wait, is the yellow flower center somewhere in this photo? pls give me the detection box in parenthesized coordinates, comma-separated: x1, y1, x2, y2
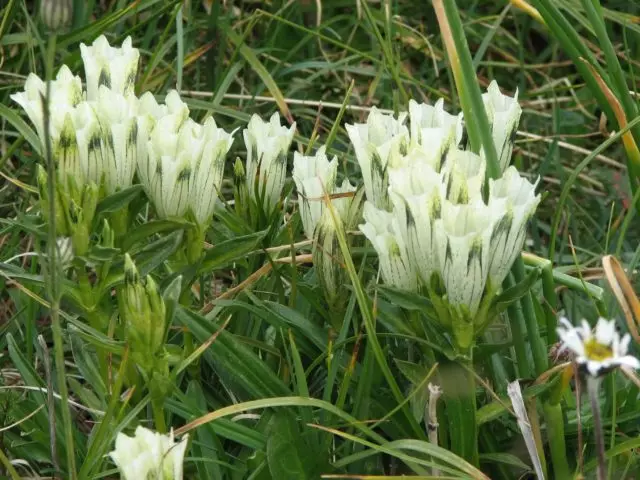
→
(584, 338, 613, 361)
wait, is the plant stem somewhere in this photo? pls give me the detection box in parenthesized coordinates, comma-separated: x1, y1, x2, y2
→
(432, 0, 500, 179)
(152, 399, 167, 434)
(503, 274, 531, 378)
(512, 258, 547, 373)
(442, 357, 478, 465)
(43, 33, 77, 479)
(542, 402, 572, 479)
(587, 376, 607, 480)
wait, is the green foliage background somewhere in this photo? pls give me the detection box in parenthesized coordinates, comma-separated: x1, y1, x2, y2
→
(0, 0, 640, 478)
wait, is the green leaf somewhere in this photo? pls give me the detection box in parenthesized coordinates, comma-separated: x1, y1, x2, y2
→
(378, 285, 435, 313)
(0, 103, 41, 156)
(94, 185, 143, 217)
(220, 23, 292, 122)
(476, 381, 555, 426)
(198, 230, 266, 273)
(480, 453, 531, 471)
(175, 308, 291, 398)
(103, 231, 184, 292)
(7, 333, 44, 388)
(121, 218, 193, 251)
(266, 412, 310, 480)
(491, 266, 541, 314)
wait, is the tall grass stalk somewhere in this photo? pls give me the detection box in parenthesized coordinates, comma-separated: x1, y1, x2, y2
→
(42, 33, 77, 479)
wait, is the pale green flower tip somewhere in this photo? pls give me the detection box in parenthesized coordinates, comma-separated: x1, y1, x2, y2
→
(123, 254, 139, 285)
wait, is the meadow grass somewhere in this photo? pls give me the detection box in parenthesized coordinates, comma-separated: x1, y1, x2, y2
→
(0, 0, 640, 478)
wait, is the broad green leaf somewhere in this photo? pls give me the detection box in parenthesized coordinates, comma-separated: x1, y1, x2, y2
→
(198, 230, 266, 274)
(492, 266, 541, 314)
(175, 308, 291, 398)
(94, 185, 143, 217)
(0, 104, 41, 156)
(121, 218, 192, 252)
(266, 412, 310, 480)
(480, 452, 531, 471)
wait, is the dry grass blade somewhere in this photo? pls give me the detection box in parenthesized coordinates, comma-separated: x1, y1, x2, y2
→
(507, 381, 545, 479)
(579, 58, 640, 191)
(602, 255, 640, 344)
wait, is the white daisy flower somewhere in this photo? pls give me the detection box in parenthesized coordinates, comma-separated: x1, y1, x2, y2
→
(557, 317, 640, 377)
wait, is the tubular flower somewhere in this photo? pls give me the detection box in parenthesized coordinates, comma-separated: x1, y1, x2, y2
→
(80, 35, 140, 101)
(11, 65, 84, 181)
(244, 112, 296, 214)
(434, 199, 493, 318)
(109, 426, 189, 480)
(482, 80, 522, 173)
(139, 91, 234, 226)
(486, 166, 541, 290)
(73, 86, 147, 194)
(408, 98, 462, 165)
(441, 150, 486, 205)
(359, 201, 417, 292)
(346, 107, 409, 209)
(293, 145, 338, 239)
(557, 317, 640, 377)
(388, 162, 443, 286)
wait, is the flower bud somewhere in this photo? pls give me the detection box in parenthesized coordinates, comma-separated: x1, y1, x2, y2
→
(388, 162, 443, 286)
(313, 209, 348, 312)
(56, 236, 74, 270)
(100, 219, 115, 249)
(244, 112, 296, 214)
(482, 81, 522, 173)
(119, 255, 166, 370)
(109, 426, 189, 480)
(40, 0, 73, 31)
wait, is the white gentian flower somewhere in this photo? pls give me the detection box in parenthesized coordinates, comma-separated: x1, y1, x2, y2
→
(360, 201, 417, 291)
(11, 66, 84, 181)
(387, 143, 444, 173)
(346, 107, 409, 209)
(139, 91, 234, 226)
(72, 86, 145, 194)
(190, 116, 235, 225)
(486, 166, 540, 290)
(10, 65, 83, 145)
(434, 199, 493, 316)
(80, 35, 140, 101)
(441, 149, 486, 204)
(293, 146, 338, 239)
(109, 426, 189, 480)
(332, 178, 357, 222)
(482, 81, 522, 173)
(557, 317, 640, 377)
(408, 98, 462, 166)
(243, 112, 296, 214)
(388, 162, 443, 286)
